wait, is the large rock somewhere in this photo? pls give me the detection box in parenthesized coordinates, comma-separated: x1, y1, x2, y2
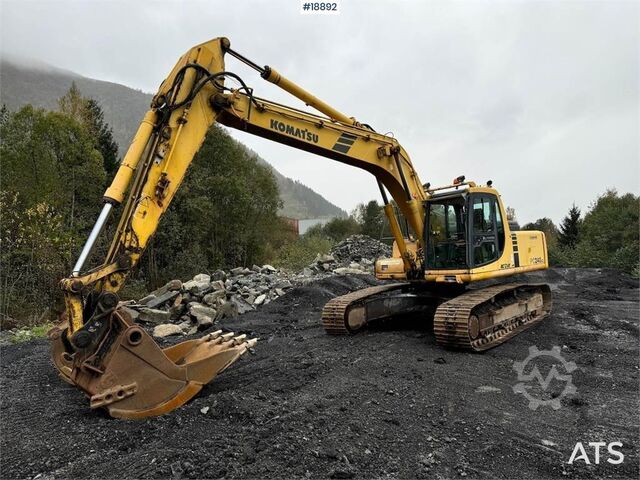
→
(138, 308, 171, 324)
(210, 280, 225, 291)
(215, 302, 238, 320)
(189, 303, 217, 330)
(177, 320, 193, 332)
(230, 295, 254, 314)
(146, 290, 180, 309)
(275, 279, 293, 289)
(254, 294, 266, 306)
(196, 316, 213, 330)
(314, 253, 335, 264)
(203, 290, 226, 306)
(119, 306, 140, 322)
(153, 324, 183, 338)
(192, 273, 211, 283)
(138, 294, 156, 305)
(211, 269, 226, 281)
(333, 267, 367, 275)
(182, 278, 211, 295)
(149, 279, 183, 298)
(261, 264, 277, 274)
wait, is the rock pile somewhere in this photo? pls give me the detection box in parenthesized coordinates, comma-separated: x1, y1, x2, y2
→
(304, 234, 391, 275)
(331, 234, 392, 264)
(123, 266, 294, 338)
(125, 235, 392, 338)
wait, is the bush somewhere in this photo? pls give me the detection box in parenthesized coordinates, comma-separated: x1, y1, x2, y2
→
(535, 190, 639, 273)
(574, 190, 639, 274)
(272, 235, 332, 271)
(305, 217, 361, 243)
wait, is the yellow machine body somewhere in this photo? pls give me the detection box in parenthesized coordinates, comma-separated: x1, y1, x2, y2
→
(376, 185, 548, 283)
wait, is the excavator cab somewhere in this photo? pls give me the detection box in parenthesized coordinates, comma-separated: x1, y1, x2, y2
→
(425, 186, 506, 270)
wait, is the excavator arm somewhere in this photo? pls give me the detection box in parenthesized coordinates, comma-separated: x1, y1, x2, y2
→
(50, 37, 428, 418)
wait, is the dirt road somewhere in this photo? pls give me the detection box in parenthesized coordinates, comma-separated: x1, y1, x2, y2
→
(1, 268, 638, 479)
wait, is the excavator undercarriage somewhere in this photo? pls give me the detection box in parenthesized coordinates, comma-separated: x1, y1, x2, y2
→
(322, 282, 552, 352)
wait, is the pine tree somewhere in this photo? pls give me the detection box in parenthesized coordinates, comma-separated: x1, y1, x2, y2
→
(558, 204, 582, 248)
(84, 99, 119, 175)
(58, 81, 85, 122)
(58, 84, 119, 175)
(0, 104, 9, 128)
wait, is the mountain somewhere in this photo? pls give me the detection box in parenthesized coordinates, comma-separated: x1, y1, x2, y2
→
(0, 59, 346, 220)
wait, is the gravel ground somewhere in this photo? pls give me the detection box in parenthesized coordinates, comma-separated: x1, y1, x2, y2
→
(1, 268, 638, 479)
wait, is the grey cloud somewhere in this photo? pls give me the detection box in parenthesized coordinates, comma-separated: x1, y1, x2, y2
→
(1, 0, 637, 224)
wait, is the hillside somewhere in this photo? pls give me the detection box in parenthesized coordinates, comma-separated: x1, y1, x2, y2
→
(0, 59, 346, 220)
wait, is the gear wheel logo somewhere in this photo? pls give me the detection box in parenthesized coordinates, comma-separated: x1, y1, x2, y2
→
(512, 345, 578, 410)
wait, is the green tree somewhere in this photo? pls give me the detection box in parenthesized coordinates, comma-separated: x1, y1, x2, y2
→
(59, 83, 119, 175)
(557, 204, 582, 249)
(1, 105, 105, 230)
(0, 104, 9, 128)
(84, 99, 119, 175)
(305, 216, 361, 243)
(58, 81, 85, 122)
(0, 105, 105, 325)
(355, 200, 384, 238)
(573, 190, 639, 273)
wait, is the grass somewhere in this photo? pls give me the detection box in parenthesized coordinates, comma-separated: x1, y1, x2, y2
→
(8, 323, 54, 343)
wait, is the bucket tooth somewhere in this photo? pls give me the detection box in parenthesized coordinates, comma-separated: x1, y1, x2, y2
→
(233, 334, 247, 345)
(205, 330, 223, 341)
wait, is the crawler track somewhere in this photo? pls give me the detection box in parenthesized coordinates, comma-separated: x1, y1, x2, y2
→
(322, 283, 408, 335)
(433, 283, 552, 351)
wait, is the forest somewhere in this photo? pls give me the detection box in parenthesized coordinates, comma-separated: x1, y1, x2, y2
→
(1, 84, 638, 328)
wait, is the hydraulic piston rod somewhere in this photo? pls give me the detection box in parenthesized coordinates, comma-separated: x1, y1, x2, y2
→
(72, 202, 113, 275)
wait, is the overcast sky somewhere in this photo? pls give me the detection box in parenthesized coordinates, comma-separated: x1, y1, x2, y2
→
(1, 0, 638, 224)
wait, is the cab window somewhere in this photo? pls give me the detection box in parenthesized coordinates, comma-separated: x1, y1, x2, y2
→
(471, 195, 505, 266)
(426, 198, 467, 269)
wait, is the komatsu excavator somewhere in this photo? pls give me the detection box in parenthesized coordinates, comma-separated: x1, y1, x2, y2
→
(49, 37, 552, 419)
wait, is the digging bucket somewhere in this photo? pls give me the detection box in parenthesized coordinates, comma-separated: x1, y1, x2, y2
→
(49, 309, 256, 419)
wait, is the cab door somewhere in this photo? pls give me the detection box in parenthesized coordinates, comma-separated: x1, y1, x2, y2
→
(468, 194, 505, 267)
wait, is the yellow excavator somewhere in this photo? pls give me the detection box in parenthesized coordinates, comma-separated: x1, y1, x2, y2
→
(49, 37, 552, 419)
